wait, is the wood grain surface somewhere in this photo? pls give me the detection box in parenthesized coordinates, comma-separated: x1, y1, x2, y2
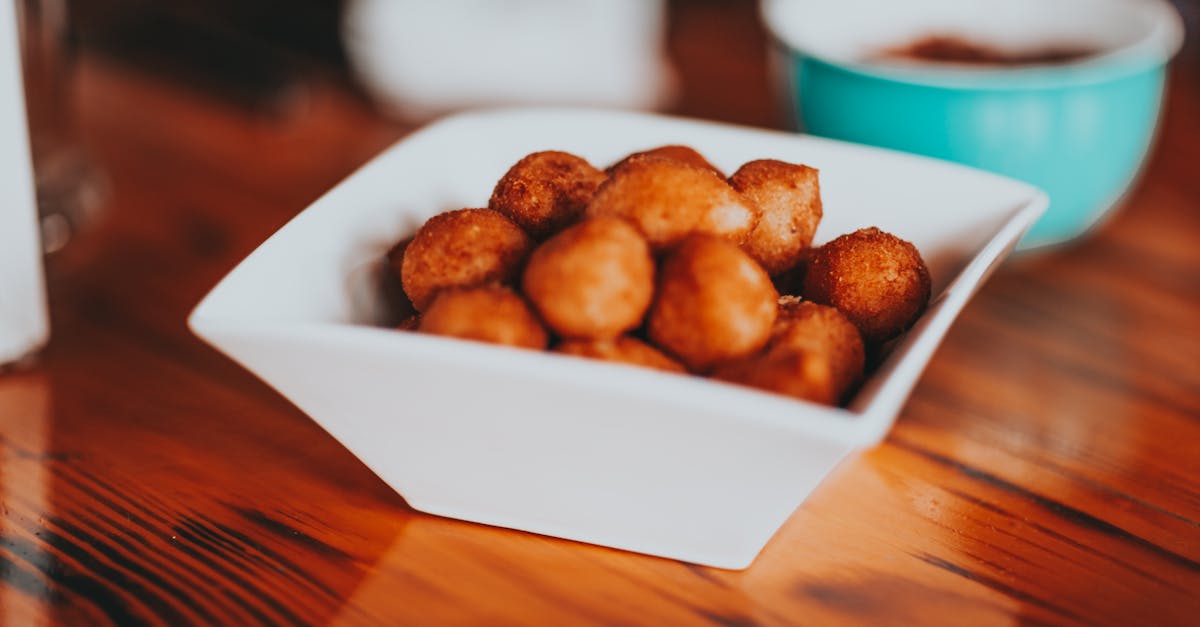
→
(2, 2, 1198, 625)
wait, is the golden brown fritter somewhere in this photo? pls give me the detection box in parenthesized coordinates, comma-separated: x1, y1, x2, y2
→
(418, 285, 548, 349)
(385, 236, 413, 287)
(488, 151, 607, 239)
(555, 336, 686, 373)
(400, 208, 533, 311)
(522, 217, 654, 339)
(586, 158, 757, 251)
(772, 297, 865, 401)
(729, 159, 823, 276)
(647, 234, 778, 372)
(607, 145, 725, 178)
(802, 227, 931, 344)
(388, 143, 935, 409)
(714, 347, 839, 405)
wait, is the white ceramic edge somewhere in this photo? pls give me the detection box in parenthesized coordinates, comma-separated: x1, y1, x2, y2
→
(402, 497, 786, 570)
(762, 0, 1185, 89)
(188, 319, 864, 444)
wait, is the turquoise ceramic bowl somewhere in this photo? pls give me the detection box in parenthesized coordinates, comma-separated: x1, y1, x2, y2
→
(764, 0, 1184, 249)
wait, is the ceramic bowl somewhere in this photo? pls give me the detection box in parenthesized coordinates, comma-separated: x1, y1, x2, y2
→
(189, 108, 1045, 568)
(764, 0, 1182, 249)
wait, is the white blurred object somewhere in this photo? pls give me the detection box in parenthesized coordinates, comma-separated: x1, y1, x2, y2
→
(344, 0, 675, 118)
(190, 109, 1045, 569)
(0, 1, 49, 365)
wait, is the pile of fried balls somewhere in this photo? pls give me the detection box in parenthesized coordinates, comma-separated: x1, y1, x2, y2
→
(386, 146, 931, 406)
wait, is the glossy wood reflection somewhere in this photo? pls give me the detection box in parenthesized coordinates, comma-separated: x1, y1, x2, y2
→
(1, 2, 1198, 625)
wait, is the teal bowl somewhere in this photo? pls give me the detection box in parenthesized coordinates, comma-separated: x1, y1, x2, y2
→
(764, 0, 1184, 249)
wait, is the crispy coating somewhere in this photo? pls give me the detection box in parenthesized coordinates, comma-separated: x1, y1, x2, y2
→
(714, 348, 839, 405)
(488, 151, 607, 239)
(647, 234, 778, 372)
(522, 217, 654, 339)
(729, 160, 823, 276)
(714, 298, 863, 405)
(802, 227, 931, 344)
(391, 146, 931, 404)
(401, 208, 533, 311)
(385, 236, 412, 283)
(586, 158, 757, 251)
(772, 297, 865, 401)
(607, 145, 725, 178)
(555, 336, 686, 373)
(418, 285, 548, 349)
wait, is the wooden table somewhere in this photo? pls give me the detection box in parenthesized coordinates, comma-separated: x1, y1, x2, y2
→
(3, 4, 1198, 625)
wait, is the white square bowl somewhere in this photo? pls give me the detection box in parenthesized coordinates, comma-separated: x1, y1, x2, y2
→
(189, 108, 1046, 569)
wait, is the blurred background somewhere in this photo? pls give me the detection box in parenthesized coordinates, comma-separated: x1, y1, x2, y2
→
(19, 0, 1198, 258)
(62, 0, 1196, 124)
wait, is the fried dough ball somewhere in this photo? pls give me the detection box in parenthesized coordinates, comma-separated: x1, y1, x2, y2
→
(729, 160, 823, 276)
(522, 217, 654, 339)
(714, 348, 839, 405)
(555, 336, 686, 373)
(714, 298, 864, 405)
(772, 297, 865, 400)
(607, 145, 725, 178)
(647, 234, 778, 372)
(401, 208, 533, 311)
(803, 227, 931, 344)
(586, 158, 757, 251)
(418, 285, 548, 349)
(488, 151, 607, 239)
(385, 236, 412, 279)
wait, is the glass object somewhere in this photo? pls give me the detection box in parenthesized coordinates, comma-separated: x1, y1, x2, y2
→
(0, 1, 47, 366)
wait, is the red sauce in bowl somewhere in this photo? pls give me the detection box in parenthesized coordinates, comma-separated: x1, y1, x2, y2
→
(877, 35, 1098, 66)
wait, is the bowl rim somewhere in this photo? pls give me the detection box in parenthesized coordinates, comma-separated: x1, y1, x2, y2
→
(762, 0, 1185, 90)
